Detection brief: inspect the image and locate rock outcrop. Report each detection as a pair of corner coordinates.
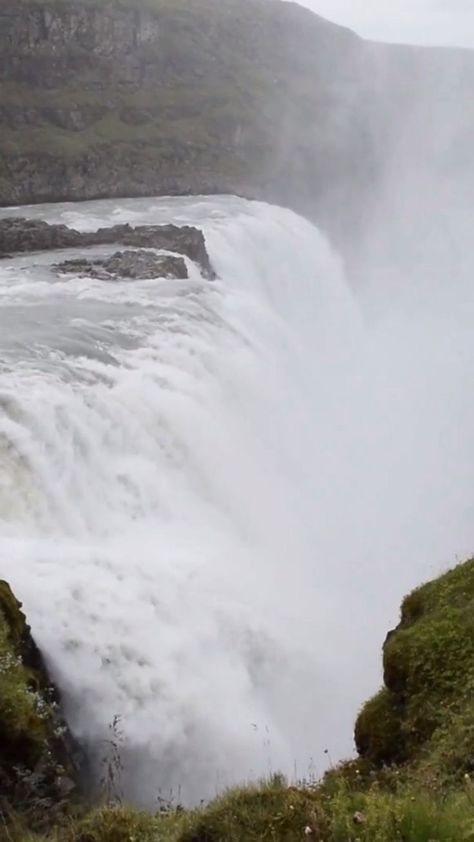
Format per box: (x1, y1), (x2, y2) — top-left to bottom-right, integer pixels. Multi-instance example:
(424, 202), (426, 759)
(0, 217), (215, 278)
(0, 580), (81, 828)
(56, 250), (188, 280)
(0, 217), (83, 253)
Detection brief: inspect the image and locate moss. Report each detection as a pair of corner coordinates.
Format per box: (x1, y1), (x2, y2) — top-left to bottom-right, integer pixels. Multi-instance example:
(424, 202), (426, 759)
(355, 557), (474, 772)
(178, 778), (327, 842)
(0, 579), (28, 645)
(0, 581), (51, 767)
(355, 688), (405, 766)
(0, 581), (80, 834)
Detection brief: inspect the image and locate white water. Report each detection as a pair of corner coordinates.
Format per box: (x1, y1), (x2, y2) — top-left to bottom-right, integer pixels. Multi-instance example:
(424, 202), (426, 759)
(0, 195), (473, 804)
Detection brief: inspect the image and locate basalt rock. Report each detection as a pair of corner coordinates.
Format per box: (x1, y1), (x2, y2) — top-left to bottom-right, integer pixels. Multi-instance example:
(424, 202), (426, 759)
(56, 249), (188, 280)
(0, 217), (82, 253)
(119, 225), (215, 279)
(0, 217), (215, 278)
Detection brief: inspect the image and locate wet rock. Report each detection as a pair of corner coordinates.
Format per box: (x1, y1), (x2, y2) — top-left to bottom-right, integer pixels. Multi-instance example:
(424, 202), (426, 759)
(56, 249), (188, 280)
(119, 225), (215, 279)
(0, 217), (82, 253)
(104, 249), (188, 279)
(0, 217), (215, 278)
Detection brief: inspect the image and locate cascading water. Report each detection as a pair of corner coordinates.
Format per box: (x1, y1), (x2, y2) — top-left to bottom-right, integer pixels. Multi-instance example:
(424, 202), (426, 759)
(0, 195), (473, 804)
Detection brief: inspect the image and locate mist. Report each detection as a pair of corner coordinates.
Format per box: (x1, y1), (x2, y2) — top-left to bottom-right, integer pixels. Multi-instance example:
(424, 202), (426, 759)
(296, 0), (474, 47)
(0, 0), (473, 810)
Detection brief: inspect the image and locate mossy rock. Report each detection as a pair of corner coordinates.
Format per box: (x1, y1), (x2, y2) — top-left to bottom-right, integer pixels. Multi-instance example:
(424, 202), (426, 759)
(355, 557), (474, 771)
(0, 580), (81, 830)
(0, 579), (28, 644)
(355, 688), (405, 766)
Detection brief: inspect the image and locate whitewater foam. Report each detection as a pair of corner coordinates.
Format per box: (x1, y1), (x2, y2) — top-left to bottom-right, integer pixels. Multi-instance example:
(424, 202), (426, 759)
(0, 195), (472, 803)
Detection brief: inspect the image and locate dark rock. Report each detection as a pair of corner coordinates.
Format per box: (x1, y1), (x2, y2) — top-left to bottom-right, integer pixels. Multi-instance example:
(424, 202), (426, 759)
(120, 226), (215, 279)
(103, 249), (188, 279)
(54, 257), (94, 274)
(0, 217), (215, 277)
(0, 217), (81, 253)
(56, 249), (188, 280)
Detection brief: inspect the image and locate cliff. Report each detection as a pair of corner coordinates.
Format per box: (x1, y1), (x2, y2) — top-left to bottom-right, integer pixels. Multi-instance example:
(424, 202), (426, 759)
(0, 0), (370, 239)
(0, 580), (81, 832)
(2, 0), (472, 256)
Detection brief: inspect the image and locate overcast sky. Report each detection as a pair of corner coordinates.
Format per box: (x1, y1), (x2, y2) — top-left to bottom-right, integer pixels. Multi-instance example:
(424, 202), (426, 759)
(297, 0), (474, 48)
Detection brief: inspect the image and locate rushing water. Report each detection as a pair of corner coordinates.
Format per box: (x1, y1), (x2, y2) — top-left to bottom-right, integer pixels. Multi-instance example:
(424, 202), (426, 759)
(0, 195), (472, 804)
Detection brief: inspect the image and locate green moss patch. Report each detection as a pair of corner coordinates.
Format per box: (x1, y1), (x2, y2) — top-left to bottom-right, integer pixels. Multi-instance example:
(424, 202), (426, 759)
(356, 557), (474, 777)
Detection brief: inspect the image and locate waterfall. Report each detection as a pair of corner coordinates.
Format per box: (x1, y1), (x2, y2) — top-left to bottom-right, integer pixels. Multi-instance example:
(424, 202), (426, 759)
(0, 195), (472, 804)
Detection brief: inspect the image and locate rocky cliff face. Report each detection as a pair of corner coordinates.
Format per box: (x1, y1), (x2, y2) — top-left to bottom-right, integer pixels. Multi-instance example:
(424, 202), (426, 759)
(0, 0), (381, 247)
(0, 580), (81, 830)
(0, 0), (473, 254)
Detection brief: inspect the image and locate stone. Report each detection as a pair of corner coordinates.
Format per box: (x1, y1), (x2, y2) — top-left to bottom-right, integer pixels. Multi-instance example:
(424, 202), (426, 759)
(56, 249), (188, 280)
(0, 217), (81, 254)
(0, 217), (215, 277)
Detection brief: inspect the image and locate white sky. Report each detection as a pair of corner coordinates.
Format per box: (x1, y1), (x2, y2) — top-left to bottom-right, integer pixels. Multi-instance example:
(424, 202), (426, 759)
(297, 0), (474, 47)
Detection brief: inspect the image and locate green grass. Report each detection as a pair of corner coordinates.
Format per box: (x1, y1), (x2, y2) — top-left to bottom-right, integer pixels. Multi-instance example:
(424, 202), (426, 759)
(10, 777), (474, 842)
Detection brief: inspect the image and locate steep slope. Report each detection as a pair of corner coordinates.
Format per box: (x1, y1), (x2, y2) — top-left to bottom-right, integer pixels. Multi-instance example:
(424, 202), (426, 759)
(355, 556), (474, 785)
(1, 0), (473, 254)
(0, 0), (394, 251)
(0, 581), (81, 830)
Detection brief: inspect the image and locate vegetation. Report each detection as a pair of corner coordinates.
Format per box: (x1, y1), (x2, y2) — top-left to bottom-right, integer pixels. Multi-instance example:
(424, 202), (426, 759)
(0, 581), (78, 834)
(3, 558), (474, 841)
(356, 557), (474, 783)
